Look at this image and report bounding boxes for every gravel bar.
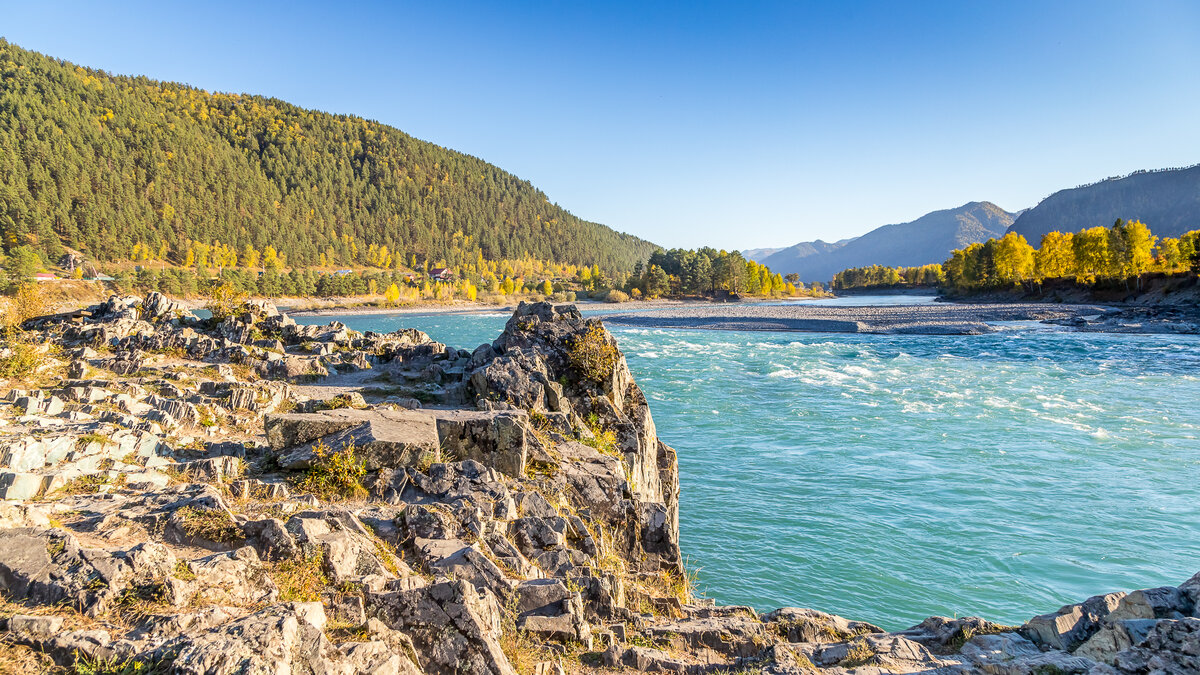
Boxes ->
[597,302,1108,334]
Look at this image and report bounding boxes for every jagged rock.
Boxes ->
[432,410,530,478]
[313,529,404,585]
[958,631,1096,674]
[763,606,883,644]
[652,611,769,657]
[1075,619,1159,665]
[811,633,955,671]
[367,580,515,675]
[265,411,368,450]
[176,547,280,606]
[0,529,175,617]
[895,615,1011,653]
[1107,586,1193,622]
[148,602,355,675]
[1106,618,1200,674]
[602,645,691,673]
[243,517,298,561]
[142,291,187,321]
[176,456,244,483]
[1021,591,1125,650]
[416,538,514,597]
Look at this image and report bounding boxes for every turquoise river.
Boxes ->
[297,298,1200,630]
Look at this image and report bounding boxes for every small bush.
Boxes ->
[604,289,630,303]
[204,281,249,322]
[0,339,53,379]
[296,441,367,501]
[177,506,243,543]
[5,283,47,326]
[567,323,619,384]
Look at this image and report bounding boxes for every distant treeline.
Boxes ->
[626,248,825,299]
[832,264,943,290]
[943,219,1199,291]
[831,219,1200,293]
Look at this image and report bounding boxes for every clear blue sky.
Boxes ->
[3,1,1199,249]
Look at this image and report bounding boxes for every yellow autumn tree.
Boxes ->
[384,283,400,305]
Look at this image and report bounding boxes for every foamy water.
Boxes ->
[301,303,1200,629]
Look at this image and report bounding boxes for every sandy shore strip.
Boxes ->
[285,297,754,317]
[598,302,1108,334]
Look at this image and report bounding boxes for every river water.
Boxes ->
[297,298,1200,629]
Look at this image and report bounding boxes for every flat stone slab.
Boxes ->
[275,410,439,471]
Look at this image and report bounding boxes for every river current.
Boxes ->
[297,298,1200,629]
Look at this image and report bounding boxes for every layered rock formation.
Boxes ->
[0,296,1195,674]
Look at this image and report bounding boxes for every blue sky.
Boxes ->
[2,1,1198,249]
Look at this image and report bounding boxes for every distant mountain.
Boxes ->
[760,202,1014,282]
[1008,165,1200,243]
[741,247,785,262]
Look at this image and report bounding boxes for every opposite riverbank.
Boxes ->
[598,301,1108,335]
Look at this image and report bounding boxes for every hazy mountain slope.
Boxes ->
[1008,165,1200,243]
[741,247,784,262]
[0,39,656,271]
[761,202,1014,281]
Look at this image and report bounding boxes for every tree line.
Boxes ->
[625,248,824,298]
[942,219,1199,291]
[832,264,944,290]
[832,219,1200,293]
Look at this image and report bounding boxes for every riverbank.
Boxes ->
[284,296,706,317]
[0,296,1196,673]
[599,301,1106,334]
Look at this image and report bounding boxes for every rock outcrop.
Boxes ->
[0,296,1193,675]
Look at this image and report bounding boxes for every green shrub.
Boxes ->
[296,441,367,501]
[567,323,619,384]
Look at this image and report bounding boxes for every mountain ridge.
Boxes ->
[759,202,1014,282]
[0,39,656,272]
[1008,164,1200,243]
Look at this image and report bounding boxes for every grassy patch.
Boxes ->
[840,639,877,669]
[176,506,243,544]
[55,473,119,496]
[72,652,172,675]
[580,413,618,457]
[172,560,197,581]
[271,551,328,602]
[74,434,112,449]
[317,394,361,410]
[295,441,367,501]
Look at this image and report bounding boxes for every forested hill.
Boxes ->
[0,39,656,271]
[760,202,1014,282]
[1008,165,1200,243]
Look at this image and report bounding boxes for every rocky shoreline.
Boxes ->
[0,296,1195,674]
